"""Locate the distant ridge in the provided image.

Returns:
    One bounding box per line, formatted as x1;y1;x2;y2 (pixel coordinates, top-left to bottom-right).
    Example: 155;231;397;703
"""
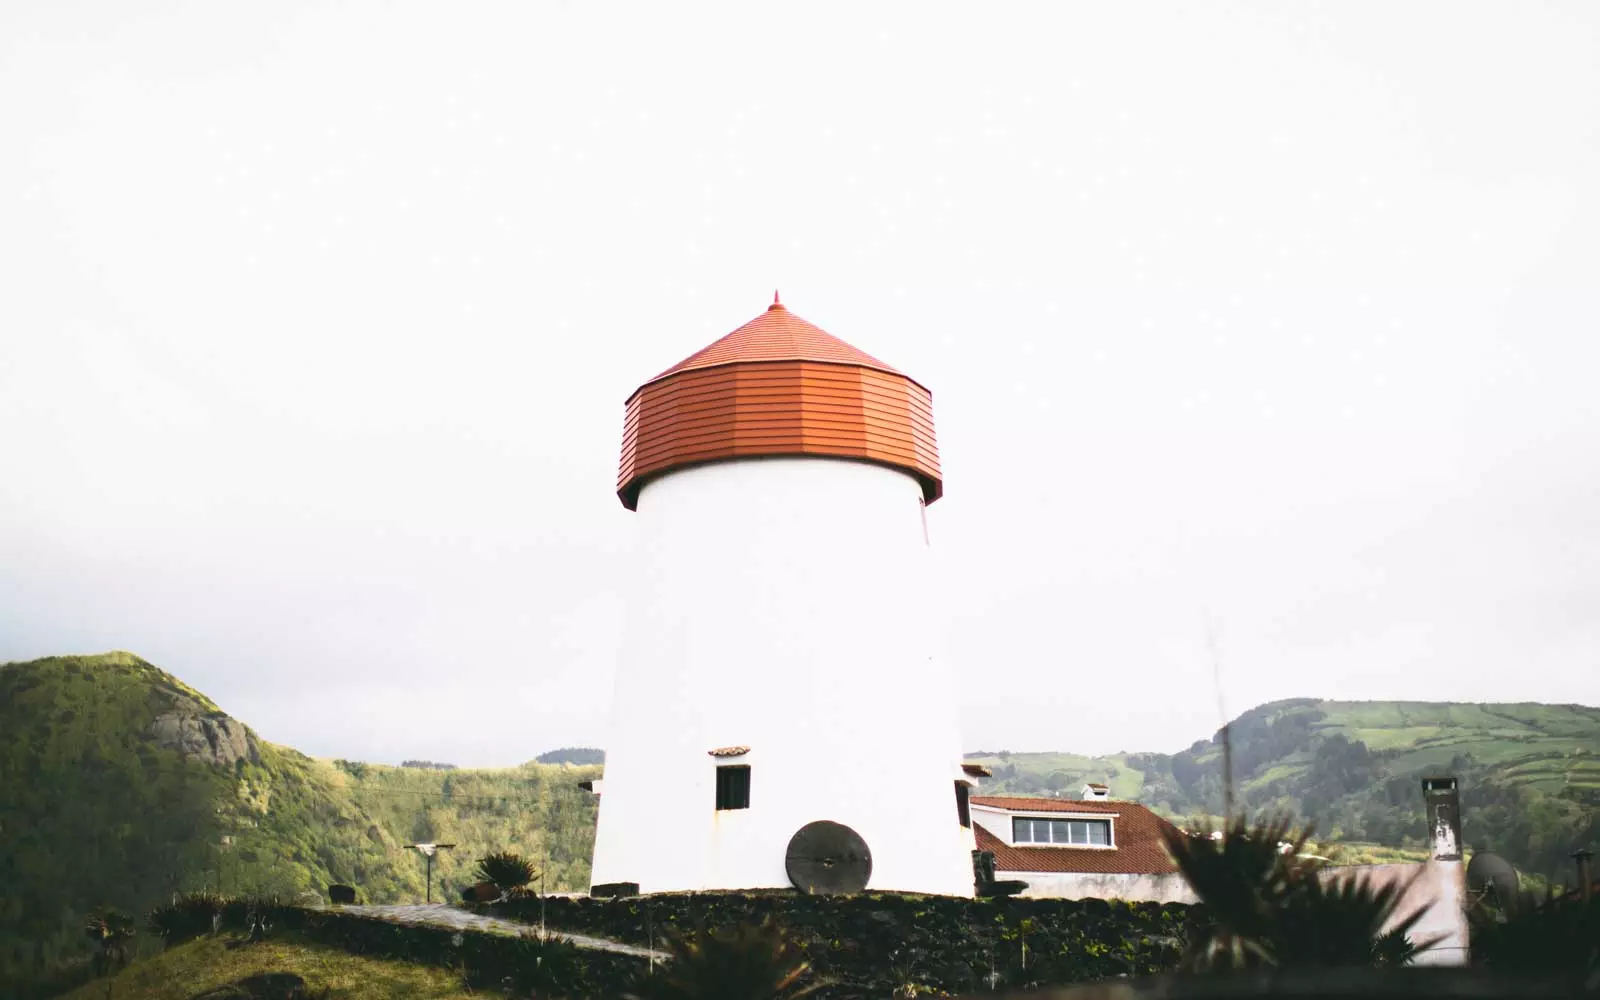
536;746;606;766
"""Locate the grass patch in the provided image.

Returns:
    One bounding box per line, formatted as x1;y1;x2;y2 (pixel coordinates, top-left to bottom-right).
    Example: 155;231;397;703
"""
1241;762;1306;792
56;934;476;1000
1319;841;1432;865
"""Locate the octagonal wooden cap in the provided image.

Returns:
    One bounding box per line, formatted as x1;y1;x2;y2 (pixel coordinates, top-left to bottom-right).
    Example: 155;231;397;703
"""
617;295;941;510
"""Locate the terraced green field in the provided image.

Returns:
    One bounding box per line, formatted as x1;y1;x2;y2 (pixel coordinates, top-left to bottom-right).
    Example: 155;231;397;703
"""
966;698;1599;881
964;750;1146;799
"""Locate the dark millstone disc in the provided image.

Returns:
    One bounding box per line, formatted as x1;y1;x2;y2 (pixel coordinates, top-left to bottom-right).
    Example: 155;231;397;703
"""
785;820;872;894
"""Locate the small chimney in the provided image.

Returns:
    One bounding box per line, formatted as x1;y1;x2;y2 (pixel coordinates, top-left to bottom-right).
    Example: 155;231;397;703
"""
1081;782;1111;801
1573;848;1594;902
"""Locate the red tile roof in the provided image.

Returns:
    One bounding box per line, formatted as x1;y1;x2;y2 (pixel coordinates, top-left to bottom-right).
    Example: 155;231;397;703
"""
637;297;921;392
970;796;1121;814
970;797;1182;875
616;296;942;509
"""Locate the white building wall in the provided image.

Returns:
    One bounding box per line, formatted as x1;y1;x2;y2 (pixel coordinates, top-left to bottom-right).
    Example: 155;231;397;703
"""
1331;861;1468;966
972;807;1008;845
1010;871;1198;903
591;457;974;896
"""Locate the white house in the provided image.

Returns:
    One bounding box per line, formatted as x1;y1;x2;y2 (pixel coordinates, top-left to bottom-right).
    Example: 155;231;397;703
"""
587;296;975;897
972;780;1469;966
970;793;1197;903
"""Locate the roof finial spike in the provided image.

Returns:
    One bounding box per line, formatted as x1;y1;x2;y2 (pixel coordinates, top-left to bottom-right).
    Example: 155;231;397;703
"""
769;289;784;311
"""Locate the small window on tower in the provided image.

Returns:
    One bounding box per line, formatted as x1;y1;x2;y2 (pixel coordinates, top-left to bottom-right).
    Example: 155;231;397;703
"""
715;765;751;810
955;781;971;828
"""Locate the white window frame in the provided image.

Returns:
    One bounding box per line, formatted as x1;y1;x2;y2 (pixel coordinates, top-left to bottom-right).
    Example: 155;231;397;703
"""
1008;813;1117;849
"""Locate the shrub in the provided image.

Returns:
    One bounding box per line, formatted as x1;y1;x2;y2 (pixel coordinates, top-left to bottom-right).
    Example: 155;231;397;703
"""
148;891;225;944
1158;813;1432;970
473;851;537;895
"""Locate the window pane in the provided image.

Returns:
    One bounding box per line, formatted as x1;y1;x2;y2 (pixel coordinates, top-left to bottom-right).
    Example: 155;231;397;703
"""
1088;821;1109;845
1036;820;1054;843
1050;820;1069;844
715;765;750;810
1013;818;1031;842
1067;821;1085;844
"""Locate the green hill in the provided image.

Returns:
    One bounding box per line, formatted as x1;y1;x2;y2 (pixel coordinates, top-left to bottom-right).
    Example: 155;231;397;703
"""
967;698;1600;880
0;652;598;994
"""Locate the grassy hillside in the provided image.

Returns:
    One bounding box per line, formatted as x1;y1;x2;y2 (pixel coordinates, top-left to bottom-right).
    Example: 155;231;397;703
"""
0;653;424;989
55;934;475;1000
968;698;1600;881
0;653;598;994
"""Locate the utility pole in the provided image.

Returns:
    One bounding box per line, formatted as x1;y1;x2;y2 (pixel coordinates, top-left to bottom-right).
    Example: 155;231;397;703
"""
1206;618;1234;825
404;843;456;903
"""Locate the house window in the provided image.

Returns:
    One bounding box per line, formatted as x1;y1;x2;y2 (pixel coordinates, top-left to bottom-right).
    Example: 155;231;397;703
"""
955;782;971;828
1012;817;1110;846
715;765;750;810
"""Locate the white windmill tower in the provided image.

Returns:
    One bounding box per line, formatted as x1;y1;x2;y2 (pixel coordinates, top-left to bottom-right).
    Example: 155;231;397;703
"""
587;294;975;897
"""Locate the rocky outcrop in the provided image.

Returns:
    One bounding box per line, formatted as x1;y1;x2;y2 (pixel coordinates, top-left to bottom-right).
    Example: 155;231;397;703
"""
149;711;261;768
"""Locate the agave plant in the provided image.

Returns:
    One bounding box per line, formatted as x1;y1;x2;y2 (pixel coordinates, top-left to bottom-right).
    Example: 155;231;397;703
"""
1159;813;1317;970
625;917;824;1000
1274;867;1435;967
473;851;538;896
1160;814;1430;970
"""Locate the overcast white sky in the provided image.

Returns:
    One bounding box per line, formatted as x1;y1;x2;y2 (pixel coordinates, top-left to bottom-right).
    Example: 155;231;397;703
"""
3;2;1598;767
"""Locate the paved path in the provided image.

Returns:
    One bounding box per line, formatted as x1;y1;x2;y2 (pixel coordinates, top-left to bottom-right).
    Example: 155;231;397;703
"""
336;903;668;961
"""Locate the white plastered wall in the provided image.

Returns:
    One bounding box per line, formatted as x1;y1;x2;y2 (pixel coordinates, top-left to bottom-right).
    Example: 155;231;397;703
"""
590;456;974;896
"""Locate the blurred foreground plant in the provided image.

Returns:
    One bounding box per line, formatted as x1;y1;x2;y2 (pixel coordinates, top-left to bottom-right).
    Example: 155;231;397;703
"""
625;917;823;1000
1470;883;1599;988
1160;813;1435;971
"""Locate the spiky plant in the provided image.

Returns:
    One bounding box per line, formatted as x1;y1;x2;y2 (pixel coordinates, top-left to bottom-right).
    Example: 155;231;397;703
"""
1159;813;1319;970
148;891;225;944
472;851;538;895
1275;868;1435;967
624;918;824;1000
1160;814;1430;970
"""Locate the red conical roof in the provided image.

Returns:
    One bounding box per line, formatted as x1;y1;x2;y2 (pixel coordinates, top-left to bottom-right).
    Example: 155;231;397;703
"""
637;297;919;392
616;297;941;510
